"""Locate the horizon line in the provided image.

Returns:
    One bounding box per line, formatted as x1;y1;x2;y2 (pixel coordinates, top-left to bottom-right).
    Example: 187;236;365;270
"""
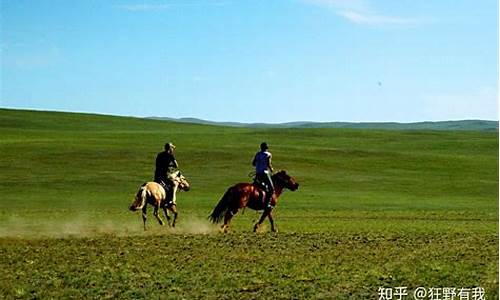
1;107;498;124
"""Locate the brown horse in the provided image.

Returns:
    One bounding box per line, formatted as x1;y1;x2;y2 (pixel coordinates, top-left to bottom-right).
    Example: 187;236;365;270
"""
209;170;299;232
129;171;190;230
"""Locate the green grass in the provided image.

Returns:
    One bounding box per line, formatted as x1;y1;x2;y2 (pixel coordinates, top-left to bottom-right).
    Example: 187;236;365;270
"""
1;233;497;299
0;108;498;299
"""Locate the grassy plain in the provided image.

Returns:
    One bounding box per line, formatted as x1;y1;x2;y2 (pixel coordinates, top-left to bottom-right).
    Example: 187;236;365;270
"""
0;108;498;299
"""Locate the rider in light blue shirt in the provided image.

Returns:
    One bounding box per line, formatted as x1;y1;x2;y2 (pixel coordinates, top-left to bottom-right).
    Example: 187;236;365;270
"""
252;142;274;208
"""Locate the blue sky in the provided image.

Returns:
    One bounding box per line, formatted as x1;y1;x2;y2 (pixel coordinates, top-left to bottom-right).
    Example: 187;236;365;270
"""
1;0;498;122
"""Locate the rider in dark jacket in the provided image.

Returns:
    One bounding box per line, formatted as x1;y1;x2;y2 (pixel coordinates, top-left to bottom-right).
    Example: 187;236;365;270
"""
154;142;178;189
252;142;274;208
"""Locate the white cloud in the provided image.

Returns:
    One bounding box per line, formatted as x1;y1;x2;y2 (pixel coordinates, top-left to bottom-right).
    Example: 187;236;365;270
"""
420;86;499;121
303;0;426;26
1;36;61;70
116;4;170;11
338;10;423;26
116;1;228;12
305;0;368;12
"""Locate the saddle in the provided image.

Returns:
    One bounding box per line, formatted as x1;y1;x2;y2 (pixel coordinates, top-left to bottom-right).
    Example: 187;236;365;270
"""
253;176;268;190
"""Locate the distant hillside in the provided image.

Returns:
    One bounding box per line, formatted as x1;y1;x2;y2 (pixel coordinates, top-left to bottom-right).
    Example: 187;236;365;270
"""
149;117;498;131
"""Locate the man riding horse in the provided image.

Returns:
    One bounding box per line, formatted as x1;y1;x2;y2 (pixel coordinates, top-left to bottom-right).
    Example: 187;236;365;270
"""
252;142;274;209
207;141;298;232
154;142;179;204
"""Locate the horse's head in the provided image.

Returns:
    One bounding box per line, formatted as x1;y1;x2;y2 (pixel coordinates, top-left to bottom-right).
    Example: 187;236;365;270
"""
273;170;299;191
172;171;190;191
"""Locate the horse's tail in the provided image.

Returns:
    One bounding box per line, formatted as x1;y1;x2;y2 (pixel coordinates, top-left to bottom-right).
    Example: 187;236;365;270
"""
129;183;148;211
209;187;234;223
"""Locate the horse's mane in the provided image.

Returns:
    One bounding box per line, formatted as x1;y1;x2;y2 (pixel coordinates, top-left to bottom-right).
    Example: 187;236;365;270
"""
271;170;287;181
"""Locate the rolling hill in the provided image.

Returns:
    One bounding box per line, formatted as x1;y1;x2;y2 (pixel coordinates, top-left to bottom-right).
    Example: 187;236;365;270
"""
150;116;499;131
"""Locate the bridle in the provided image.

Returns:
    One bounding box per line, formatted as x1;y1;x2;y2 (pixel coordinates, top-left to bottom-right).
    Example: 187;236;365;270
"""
172;171;189;190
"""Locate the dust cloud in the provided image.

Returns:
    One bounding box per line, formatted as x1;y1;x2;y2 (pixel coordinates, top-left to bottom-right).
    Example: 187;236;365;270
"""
0;214;217;239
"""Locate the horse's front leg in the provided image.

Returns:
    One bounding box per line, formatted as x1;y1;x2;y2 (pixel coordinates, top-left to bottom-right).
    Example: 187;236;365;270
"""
254;208;271;232
153;205;164;226
268;209;277;233
162;206;172;227
170;205;178;228
142;205;148;231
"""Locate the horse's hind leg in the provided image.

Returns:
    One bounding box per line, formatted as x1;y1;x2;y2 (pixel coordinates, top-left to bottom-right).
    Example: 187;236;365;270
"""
153;206;164;226
222;209;237;233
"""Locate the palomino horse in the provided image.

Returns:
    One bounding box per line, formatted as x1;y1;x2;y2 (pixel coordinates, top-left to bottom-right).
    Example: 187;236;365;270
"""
209;170;299;232
129;171;190;230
